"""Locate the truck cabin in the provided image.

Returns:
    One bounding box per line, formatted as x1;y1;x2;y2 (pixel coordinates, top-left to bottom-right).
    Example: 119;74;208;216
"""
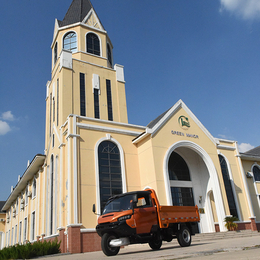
102;190;153;215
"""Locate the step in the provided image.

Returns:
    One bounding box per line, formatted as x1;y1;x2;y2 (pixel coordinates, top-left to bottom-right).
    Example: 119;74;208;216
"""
193;230;260;242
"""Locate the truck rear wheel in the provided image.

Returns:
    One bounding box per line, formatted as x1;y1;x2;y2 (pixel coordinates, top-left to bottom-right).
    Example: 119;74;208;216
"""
177;226;191;247
148;236;162;250
101;233;120;256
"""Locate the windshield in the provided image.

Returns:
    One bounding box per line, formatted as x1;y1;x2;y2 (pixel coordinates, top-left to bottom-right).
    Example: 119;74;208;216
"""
102;194;135;215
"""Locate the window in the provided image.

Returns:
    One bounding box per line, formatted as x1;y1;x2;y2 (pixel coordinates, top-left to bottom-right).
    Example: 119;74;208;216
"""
50;155;54;235
24;218;27;243
11;227;13;246
0;232;3;250
107;43;112;67
49;93;52;136
52;134;55;148
20;195;23;211
253;166;260;182
87;33;100;56
98;141;122;212
19;221;22;244
168;151;195;207
25;185;28;206
168;152;191;181
54;42;58;64
53;97;55;122
171;187;194;206
106;80;113;121
80;73;86;116
32;178;36;198
218;155;238;218
16;198;18;214
136;193;153;208
14;225;17;246
31;212;35;241
63;32;77;53
94;89;100;119
6;231;9;247
57;79;59;126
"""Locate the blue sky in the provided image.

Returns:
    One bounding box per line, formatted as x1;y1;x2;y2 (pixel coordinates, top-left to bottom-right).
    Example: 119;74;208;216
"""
1;0;260;200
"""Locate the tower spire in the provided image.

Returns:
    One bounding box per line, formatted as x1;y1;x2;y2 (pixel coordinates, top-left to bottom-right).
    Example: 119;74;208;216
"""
59;0;93;27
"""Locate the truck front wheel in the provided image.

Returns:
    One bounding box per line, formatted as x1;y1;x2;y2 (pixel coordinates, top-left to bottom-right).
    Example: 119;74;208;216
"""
101;233;120;256
148;236;162;250
177;226;191;247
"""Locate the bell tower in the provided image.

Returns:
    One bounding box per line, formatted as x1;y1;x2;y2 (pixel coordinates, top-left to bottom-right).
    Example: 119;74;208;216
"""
45;0;128;150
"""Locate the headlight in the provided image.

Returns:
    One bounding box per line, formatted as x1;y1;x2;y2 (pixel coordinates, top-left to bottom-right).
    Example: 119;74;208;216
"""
118;215;132;222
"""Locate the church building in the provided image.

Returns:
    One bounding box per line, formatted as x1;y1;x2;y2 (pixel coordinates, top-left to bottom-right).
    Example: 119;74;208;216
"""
1;0;260;254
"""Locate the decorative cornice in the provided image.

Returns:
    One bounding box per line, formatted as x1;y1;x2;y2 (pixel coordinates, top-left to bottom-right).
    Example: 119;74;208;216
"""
77;123;141;136
217;145;236;151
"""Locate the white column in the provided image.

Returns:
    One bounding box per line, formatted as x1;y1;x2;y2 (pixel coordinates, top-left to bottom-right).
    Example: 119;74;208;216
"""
73;115;78;224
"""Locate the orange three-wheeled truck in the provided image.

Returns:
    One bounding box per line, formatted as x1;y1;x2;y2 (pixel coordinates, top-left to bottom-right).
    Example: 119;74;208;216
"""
93;189;200;256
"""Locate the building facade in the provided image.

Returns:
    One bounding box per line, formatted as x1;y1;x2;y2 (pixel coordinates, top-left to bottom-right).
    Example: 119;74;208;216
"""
0;202;5;250
1;0;260;254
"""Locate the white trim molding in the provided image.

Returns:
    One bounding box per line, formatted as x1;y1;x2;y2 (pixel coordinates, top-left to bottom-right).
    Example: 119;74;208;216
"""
163;140;226;232
235;143;255;218
251;163;260;211
80;228;96;233
77;123;142;136
217;151;242;220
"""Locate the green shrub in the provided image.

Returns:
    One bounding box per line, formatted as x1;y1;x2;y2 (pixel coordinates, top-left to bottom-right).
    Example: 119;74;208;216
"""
0;238;61;260
224;216;239;231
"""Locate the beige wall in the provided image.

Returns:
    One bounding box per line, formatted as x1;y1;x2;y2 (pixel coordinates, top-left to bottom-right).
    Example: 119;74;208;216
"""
241;160;260;221
0;213;5;233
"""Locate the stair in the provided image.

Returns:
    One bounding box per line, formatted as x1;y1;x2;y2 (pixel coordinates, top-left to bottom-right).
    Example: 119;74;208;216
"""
193;230;260;242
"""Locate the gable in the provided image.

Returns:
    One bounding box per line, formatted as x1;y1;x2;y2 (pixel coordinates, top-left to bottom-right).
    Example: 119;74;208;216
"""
148;99;217;144
133;99;217;147
83;9;104;30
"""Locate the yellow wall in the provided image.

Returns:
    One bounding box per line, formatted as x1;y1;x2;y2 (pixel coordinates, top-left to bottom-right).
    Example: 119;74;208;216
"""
0;214;5;233
241;160;260;220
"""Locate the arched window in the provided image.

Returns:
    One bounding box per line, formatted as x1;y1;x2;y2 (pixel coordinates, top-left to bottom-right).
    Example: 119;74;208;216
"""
218;155;238;218
98;141;122;212
87;33;100;56
168;151;191;181
253;165;260;182
168;152;194;206
63;32;77;53
54;42;58;64
107;43;112;66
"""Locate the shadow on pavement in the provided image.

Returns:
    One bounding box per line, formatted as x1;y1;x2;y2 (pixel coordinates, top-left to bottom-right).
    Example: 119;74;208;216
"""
119;242;209;256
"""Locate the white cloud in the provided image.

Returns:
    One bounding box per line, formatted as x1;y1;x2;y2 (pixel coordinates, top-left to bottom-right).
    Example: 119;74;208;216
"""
220;0;260;20
1;111;14;121
238;142;254;152
0;120;11;135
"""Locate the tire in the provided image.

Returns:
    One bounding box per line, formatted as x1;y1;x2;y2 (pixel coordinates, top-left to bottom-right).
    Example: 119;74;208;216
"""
177;226;191;247
101;233;120;256
148;236;162;250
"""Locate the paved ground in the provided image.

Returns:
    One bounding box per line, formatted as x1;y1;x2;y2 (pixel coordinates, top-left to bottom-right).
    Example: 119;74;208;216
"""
38;235;260;260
